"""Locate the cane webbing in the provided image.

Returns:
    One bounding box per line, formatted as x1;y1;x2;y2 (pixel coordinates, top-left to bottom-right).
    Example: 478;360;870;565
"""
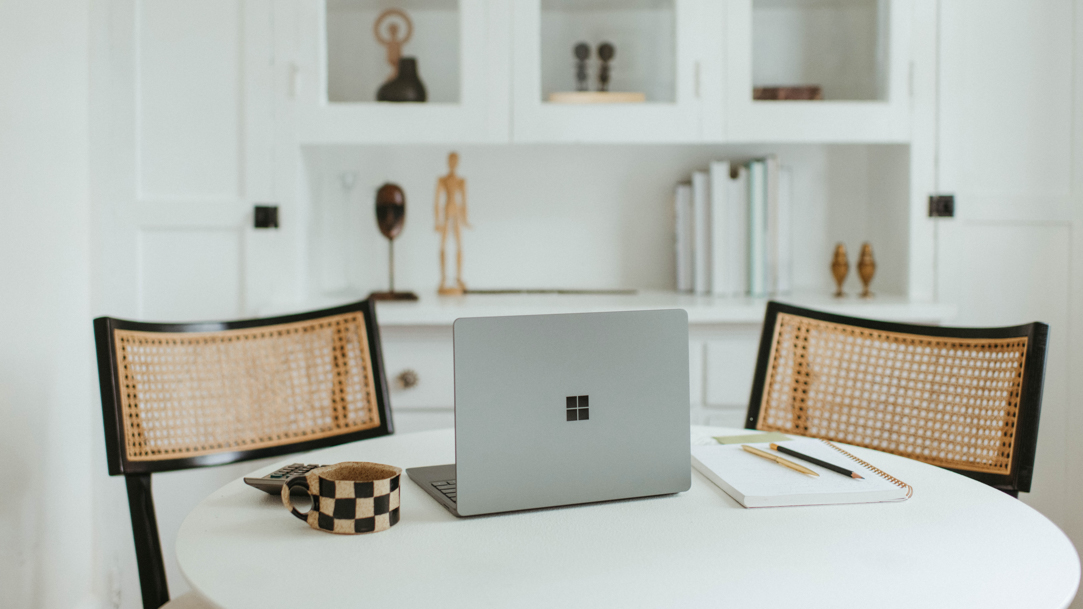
113;312;381;461
755;313;1028;475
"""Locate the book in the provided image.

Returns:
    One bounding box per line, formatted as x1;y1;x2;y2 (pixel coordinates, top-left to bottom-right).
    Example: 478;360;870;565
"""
747;160;767;297
708;161;730;296
691;171;710;295
691;438;912;508
776;165;793;294
674;183;693;293
726;164;749;297
765;155;780;294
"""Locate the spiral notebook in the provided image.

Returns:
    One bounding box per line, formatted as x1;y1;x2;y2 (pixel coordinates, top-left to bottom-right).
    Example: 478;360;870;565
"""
692;438;912;508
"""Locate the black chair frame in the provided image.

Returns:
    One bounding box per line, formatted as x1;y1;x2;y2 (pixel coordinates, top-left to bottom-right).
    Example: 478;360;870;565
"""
746;301;1048;497
94;299;393;609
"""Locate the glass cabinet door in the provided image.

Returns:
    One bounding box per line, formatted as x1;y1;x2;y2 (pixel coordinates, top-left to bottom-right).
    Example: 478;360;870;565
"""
288;0;510;143
723;0;912;142
511;0;707;143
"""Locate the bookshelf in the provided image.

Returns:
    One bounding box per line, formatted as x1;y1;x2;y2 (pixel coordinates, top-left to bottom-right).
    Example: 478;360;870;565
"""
264;0;938;429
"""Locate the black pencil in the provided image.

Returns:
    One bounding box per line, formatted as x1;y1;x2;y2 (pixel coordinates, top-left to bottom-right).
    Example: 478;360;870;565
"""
769;443;864;479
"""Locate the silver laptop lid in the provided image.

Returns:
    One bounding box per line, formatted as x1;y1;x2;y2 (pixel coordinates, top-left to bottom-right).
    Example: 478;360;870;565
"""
453;309;691;516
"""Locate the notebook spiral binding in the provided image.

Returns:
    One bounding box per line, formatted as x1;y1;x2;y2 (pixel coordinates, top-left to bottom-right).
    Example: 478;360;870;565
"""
822;440;914;499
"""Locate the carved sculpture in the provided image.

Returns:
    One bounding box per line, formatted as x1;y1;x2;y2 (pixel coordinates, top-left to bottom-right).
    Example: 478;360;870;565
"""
857;242;876;298
434;152;471;295
831;243;849;297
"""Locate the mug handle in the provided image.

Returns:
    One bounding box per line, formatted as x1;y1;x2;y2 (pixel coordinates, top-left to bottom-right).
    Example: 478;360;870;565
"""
282;476;316;522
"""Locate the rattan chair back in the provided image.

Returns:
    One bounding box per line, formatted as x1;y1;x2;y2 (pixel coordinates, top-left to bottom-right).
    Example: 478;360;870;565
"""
746;302;1047;496
94;299;393;609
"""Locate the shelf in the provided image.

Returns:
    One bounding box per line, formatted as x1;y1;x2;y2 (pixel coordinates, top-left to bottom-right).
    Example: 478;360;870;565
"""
540;0;675;103
512;0;703;143
292;0;509;144
326;0;461;104
752;0;887;102
724;0;912;143
282;290;957;327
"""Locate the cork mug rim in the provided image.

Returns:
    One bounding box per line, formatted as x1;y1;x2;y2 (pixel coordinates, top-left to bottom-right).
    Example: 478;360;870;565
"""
311;462;402;483
282;461;403;535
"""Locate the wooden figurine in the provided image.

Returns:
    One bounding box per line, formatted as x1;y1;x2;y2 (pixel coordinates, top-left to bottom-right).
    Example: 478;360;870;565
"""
831;243;849;297
574;43;590;92
374;9;413;82
435;152;471;295
597;42;614;92
857;242;876;298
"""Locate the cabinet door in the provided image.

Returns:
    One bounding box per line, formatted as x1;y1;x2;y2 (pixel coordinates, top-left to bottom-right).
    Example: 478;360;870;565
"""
934;0;1073;527
93;0;295;322
723;0;911;142
511;0;705;143
284;0;510;144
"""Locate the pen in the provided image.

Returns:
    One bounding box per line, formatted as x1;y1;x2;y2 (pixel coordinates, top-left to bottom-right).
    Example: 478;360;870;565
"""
769;443;864;479
741;444;819;477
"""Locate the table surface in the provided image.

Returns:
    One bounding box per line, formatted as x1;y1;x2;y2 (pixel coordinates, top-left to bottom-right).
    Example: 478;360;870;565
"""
177;427;1080;609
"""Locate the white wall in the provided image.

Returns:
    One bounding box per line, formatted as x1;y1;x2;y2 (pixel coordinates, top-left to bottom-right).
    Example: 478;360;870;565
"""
0;1;95;608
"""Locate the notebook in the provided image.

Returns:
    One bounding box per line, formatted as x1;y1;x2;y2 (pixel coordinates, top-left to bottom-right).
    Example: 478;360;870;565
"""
692;438;912;508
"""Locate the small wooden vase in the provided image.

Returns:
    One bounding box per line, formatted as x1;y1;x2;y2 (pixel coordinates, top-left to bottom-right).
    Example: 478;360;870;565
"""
857;242;876;298
831;243;849;298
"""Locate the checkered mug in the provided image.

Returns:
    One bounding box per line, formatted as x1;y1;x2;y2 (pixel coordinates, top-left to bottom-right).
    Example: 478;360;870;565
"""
282;462;402;535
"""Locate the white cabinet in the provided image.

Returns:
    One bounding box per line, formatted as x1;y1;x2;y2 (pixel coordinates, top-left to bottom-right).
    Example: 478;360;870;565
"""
292;0;916;144
285;0;511;144
723;0;912;142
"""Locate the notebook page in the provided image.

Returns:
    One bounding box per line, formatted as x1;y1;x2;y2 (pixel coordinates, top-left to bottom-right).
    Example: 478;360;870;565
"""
692;439;907;507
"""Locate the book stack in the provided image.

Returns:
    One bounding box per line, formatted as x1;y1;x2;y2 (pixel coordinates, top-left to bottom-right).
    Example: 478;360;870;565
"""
674;155;792;297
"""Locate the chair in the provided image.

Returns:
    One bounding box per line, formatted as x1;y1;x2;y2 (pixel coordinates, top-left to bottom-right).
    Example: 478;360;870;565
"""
745;301;1048;497
94;299;393;609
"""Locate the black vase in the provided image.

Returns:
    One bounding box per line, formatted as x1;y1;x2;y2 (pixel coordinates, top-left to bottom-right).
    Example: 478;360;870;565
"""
377;57;427;102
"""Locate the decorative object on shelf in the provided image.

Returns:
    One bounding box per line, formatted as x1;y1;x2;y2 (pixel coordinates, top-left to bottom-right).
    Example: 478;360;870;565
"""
831;243;849;297
753;86;823;101
396;369;419;390
374;9;426;102
374;8;412;82
597;42;615;92
376;57;427;102
369;183;418;301
547;91;646;104
574;42;591;91
857;242;876;298
435;152;471;296
547;41;644;103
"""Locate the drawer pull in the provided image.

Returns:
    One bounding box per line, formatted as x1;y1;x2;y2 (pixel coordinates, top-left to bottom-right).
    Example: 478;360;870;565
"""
396;369;419;389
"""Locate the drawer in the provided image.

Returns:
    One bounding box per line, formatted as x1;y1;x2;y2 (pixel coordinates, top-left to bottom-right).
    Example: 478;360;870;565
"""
379;326;454;410
703;330;762;408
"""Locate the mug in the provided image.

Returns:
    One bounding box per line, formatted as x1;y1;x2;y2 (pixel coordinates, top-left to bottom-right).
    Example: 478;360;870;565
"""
282;462;402;535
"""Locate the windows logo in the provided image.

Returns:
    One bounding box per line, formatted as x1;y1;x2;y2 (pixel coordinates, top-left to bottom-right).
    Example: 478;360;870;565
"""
566;395;589;421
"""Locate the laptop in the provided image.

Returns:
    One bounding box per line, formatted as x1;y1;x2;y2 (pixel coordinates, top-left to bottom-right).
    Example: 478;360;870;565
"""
407;309;691;517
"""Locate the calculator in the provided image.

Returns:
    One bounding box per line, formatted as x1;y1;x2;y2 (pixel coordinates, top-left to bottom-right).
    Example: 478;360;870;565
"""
243;463;327;496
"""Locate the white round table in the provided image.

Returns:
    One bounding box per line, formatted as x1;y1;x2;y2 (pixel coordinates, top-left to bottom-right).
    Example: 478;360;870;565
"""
177;427;1080;609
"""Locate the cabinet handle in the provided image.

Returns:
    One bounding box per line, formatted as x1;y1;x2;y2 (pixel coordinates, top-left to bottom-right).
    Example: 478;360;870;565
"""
396;369;419;389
